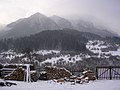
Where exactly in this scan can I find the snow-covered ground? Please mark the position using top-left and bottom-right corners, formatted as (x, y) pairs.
(86, 40), (120, 57)
(109, 48), (120, 56)
(1, 80), (120, 90)
(0, 49), (89, 64)
(41, 54), (83, 65)
(36, 50), (60, 55)
(1, 40), (120, 64)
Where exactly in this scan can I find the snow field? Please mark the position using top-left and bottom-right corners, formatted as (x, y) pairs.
(1, 80), (120, 90)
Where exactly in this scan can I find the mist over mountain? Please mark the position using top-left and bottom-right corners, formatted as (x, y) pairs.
(2, 13), (59, 38)
(50, 15), (73, 29)
(0, 12), (118, 39)
(73, 19), (117, 37)
(0, 25), (11, 38)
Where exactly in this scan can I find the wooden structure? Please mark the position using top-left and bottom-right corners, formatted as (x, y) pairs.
(1, 64), (35, 82)
(96, 66), (120, 80)
(25, 64), (31, 83)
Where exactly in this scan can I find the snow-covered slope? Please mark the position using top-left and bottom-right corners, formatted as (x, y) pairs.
(0, 40), (120, 65)
(0, 49), (23, 60)
(0, 50), (88, 65)
(0, 39), (120, 68)
(36, 50), (60, 55)
(86, 40), (120, 57)
(41, 54), (82, 65)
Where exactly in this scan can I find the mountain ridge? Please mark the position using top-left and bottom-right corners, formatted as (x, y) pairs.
(0, 12), (118, 39)
(50, 15), (73, 29)
(2, 13), (59, 38)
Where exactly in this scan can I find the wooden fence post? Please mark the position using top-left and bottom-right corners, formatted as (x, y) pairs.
(109, 66), (112, 80)
(96, 67), (98, 79)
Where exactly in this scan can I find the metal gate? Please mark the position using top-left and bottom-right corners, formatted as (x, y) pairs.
(96, 66), (120, 80)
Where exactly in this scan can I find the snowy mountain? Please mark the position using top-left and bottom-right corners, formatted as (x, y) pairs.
(3, 14), (74, 38)
(2, 13), (59, 38)
(50, 15), (73, 29)
(0, 12), (117, 39)
(74, 20), (117, 37)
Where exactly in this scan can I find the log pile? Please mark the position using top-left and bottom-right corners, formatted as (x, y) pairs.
(4, 67), (25, 81)
(0, 64), (3, 78)
(31, 72), (38, 82)
(4, 67), (38, 82)
(45, 66), (72, 79)
(39, 71), (48, 80)
(82, 69), (96, 80)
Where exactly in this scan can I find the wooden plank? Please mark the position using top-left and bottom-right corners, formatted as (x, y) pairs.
(96, 66), (120, 68)
(109, 67), (112, 80)
(96, 68), (98, 79)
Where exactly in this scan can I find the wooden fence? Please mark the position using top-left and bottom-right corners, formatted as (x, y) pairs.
(96, 66), (120, 80)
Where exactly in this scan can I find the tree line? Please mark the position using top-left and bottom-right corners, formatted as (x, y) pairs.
(0, 30), (88, 52)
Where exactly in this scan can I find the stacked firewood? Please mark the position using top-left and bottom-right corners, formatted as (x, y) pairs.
(82, 69), (96, 81)
(31, 72), (38, 82)
(45, 66), (72, 80)
(4, 67), (38, 82)
(69, 69), (96, 84)
(4, 67), (25, 81)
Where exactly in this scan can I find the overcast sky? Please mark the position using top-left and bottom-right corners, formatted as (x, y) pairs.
(0, 0), (120, 33)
